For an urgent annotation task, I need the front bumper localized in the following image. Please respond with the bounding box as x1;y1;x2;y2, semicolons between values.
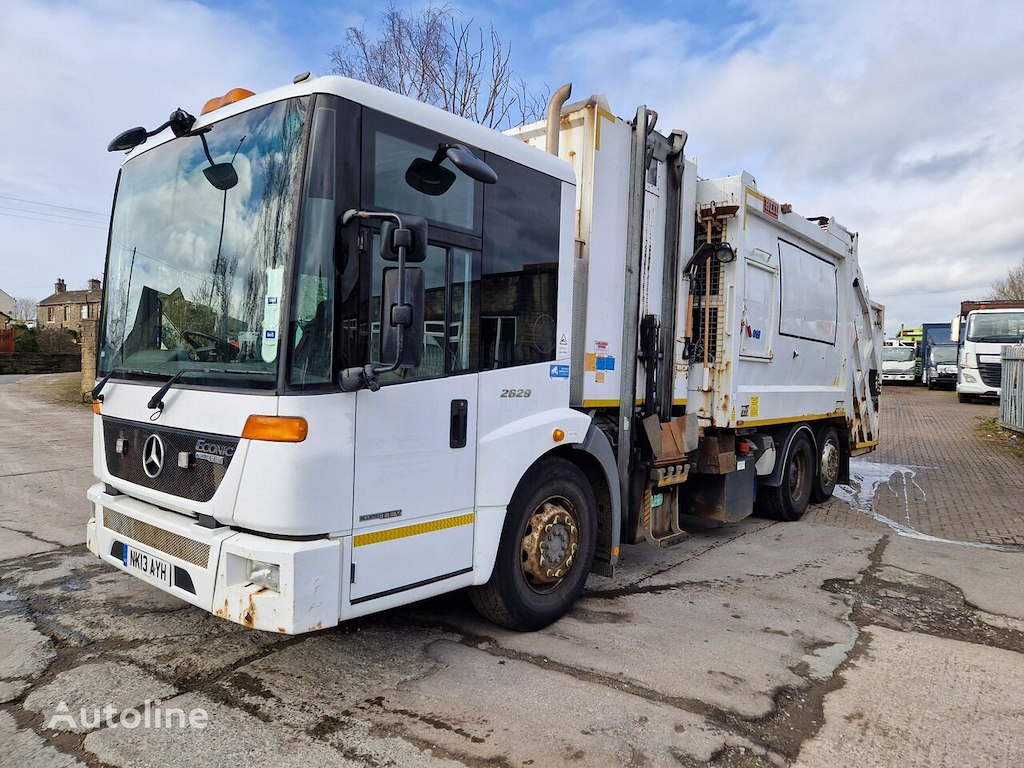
86;484;342;634
957;370;998;397
882;372;916;383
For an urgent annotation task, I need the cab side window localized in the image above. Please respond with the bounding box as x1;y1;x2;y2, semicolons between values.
361;110;483;380
480;155;560;368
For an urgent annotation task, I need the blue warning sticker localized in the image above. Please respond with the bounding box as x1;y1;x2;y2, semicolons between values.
549;364;570;379
595;355;615;371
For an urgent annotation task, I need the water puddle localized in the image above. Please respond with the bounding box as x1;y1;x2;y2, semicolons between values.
834;458;1022;552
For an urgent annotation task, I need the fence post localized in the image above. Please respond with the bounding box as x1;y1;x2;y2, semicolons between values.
1000;344;1024;433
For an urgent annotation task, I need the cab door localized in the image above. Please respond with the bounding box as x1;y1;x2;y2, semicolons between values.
349;238;480;604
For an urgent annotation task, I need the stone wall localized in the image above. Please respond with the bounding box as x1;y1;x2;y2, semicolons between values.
80;319;99;395
0;354;82;375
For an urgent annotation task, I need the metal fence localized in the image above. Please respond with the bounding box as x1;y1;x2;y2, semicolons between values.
1001;344;1024;433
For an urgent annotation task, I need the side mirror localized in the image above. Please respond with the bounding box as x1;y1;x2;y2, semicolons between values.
203;163;239;191
380;216;428;263
404;142;497;197
950;317;960;343
108;127;148;152
380;267;424;369
405;158;456;196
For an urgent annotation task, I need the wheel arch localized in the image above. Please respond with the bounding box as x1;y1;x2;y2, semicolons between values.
554;423;620;575
758;422;816;488
473;411;614;585
759;419;849;489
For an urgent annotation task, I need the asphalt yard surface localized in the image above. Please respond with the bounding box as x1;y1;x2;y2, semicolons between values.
1;374;1022;768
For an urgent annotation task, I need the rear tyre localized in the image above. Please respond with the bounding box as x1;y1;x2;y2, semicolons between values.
469;458;597;631
759;432;814;522
810;426;840;503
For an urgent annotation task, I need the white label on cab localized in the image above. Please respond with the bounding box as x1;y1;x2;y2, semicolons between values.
262;267;284;363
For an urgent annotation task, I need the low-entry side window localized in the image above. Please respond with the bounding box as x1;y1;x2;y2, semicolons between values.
360;109;486;382
369;238;481;381
480;154;560;369
361;110;482;236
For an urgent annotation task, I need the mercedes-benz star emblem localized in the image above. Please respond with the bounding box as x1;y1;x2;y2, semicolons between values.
142;434;165;479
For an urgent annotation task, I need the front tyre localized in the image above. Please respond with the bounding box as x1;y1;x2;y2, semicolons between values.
469;458;597;631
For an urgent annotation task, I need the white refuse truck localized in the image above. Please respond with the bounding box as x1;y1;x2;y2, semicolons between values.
952;299;1024;402
86;76;882;634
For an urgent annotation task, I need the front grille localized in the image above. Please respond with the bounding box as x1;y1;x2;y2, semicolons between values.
103;417;238;502
103;508;210;567
979;362;1002;388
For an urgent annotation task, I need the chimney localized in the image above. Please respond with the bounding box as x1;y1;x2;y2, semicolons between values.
55;278;66;294
88;278;101;292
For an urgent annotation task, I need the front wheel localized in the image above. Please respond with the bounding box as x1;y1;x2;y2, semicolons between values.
957;392;973;403
758;431;814;522
469;458;597;631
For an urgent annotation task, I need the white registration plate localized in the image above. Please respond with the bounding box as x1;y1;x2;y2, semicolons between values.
124;545;173;587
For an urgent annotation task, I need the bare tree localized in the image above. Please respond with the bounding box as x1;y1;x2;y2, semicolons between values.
14;297;37;323
989;257;1024;300
329;4;547;130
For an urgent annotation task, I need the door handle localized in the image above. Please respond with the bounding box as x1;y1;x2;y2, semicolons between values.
450;399;468;449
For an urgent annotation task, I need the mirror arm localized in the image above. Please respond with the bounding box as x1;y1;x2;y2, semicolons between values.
337;210;415;387
197;131;217;166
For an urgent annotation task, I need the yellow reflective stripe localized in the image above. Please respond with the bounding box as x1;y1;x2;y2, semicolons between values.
735;411;845;427
581;398;688;407
854;440;879;449
354;513;475;547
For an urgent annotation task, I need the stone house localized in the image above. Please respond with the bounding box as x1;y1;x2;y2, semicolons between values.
0;288;15;325
37;278;103;338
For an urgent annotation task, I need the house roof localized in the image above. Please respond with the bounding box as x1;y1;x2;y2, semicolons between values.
38;288;102;306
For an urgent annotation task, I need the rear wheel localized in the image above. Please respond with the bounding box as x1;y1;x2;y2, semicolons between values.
469;458;597;631
810;426;840;503
759;432;814;522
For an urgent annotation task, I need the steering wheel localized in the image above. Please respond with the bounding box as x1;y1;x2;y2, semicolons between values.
182;329;239;362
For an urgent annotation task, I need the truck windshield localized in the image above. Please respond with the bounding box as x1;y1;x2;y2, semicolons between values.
966;312;1024;343
930;346;957;364
98;97;311;388
882;347;915;362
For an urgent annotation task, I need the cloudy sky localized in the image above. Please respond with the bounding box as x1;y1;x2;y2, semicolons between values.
2;0;1023;334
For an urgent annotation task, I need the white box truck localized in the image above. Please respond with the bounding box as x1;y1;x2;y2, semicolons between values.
86;76;882;634
952;300;1024;402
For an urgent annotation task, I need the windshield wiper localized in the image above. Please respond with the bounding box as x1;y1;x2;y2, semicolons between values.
91;368;151;401
148;367;271;412
976;335;1022;343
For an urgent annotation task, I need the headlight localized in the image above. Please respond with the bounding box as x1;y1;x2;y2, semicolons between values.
246;559;280;592
962;372;977;384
